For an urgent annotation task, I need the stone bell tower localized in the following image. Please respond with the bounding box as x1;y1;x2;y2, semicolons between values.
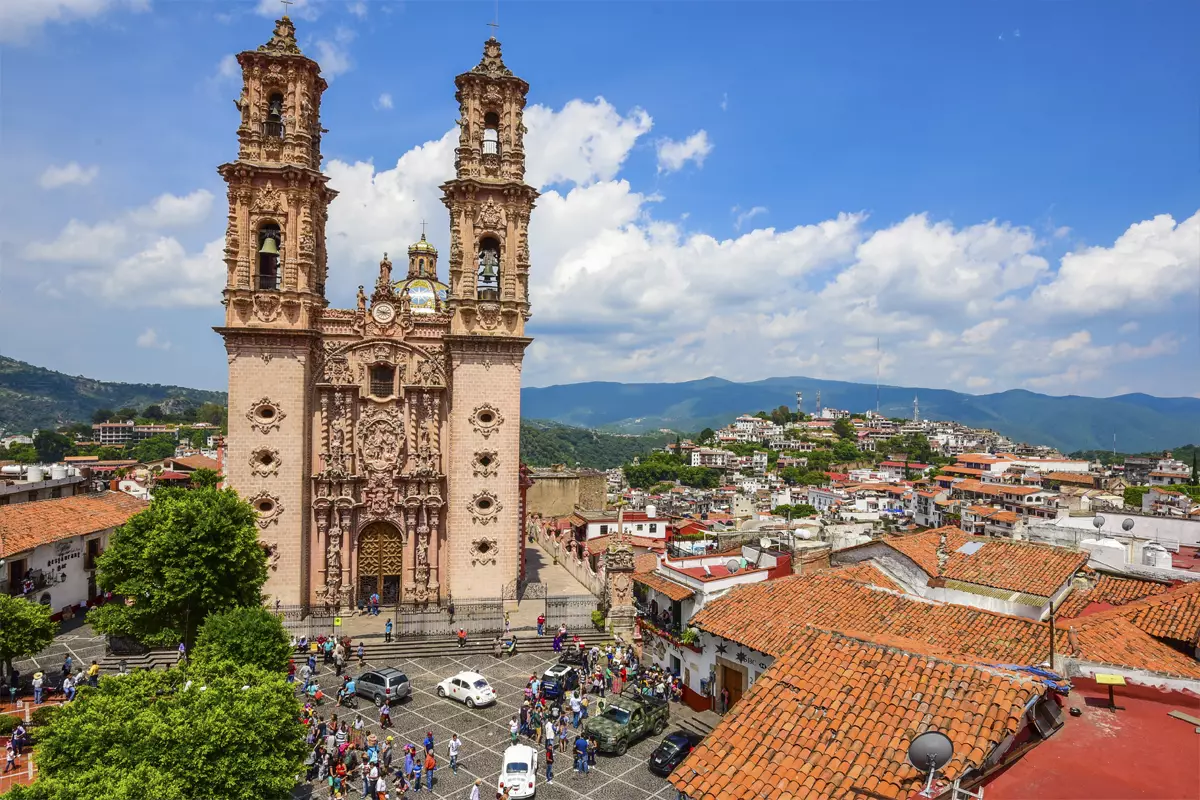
441;37;537;600
216;15;335;606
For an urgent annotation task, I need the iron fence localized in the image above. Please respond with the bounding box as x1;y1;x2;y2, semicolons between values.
544;594;599;631
395;598;505;636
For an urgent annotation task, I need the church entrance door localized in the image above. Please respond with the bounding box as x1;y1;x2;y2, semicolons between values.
358;522;403;607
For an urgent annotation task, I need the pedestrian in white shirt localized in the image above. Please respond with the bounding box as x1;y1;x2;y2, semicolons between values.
469;778;482;800
448;733;460;773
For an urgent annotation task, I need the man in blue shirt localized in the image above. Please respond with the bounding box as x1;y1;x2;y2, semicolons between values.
574;734;588;773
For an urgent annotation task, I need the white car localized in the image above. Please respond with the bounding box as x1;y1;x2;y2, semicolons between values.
499;744;538;798
436;671;496;708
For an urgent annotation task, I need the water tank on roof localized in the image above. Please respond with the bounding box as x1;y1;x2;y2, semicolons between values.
1080;537;1126;570
1142;543;1172;569
50;465;68;480
645;504;656;519
0;465;22;476
26;466;44;482
854;534;873;545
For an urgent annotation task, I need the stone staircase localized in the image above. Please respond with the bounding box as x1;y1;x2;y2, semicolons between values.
101;631;617;673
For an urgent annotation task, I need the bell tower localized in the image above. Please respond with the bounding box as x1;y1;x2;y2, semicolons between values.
215;15;334;607
441;37;536;600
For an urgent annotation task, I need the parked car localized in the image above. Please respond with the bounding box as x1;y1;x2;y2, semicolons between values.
540;663;579;702
499;743;538;798
354;667;411;707
436;671;496;708
583;689;669;756
648;730;702;776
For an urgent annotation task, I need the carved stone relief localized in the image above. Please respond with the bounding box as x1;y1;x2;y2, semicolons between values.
253;293;282;322
470;537;498;566
357;407;403;473
472;450;498;478
246;397;286;433
249;491;284;528
469;404;504;438
477;302;501;331
468;490;502;525
249;447;281;477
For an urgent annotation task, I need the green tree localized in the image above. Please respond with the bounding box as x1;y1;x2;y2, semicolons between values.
33;431;73;463
188;468;221;489
832;440;861;463
832;418;856;440
88;488;267;647
96;446;127;461
90;408;115;424
131;434;177;463
196;403;227;427
697;427;715;445
773;503;817;518
5;663;305;800
115;407;138;420
2;443;38;463
142;405;164;420
193;607;291;673
1124;486;1149;508
0;595;57;678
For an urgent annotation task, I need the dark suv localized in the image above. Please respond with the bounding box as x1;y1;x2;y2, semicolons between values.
540;663;579;702
355;667;411;707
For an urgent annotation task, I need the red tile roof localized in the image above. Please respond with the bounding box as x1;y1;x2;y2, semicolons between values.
167;455;218;471
0;492;148;558
583;534;664;555
670;627;1045;800
689;572;1200;679
632;552;659;574
830;562;903;592
884;528;1086;596
634;571;695;602
1081;581;1200;646
1056;574;1171;619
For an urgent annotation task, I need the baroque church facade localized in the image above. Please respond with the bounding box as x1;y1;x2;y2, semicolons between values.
217;16;535;610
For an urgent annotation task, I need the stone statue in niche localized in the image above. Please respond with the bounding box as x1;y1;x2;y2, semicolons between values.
357;285;367;313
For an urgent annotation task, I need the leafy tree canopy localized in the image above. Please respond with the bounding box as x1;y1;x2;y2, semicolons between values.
697;427;715;444
34;431;72;463
1;442;38;463
131;434;177;464
773;503;818;518
193;606;291;673
3;663;305;800
88;488;267;647
0;595;57;677
833;418;856;440
188;468;221;489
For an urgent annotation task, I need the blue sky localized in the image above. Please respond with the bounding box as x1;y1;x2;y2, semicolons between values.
1;0;1197;399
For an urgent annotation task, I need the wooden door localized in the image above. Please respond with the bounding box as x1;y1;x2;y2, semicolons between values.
721;664;744;708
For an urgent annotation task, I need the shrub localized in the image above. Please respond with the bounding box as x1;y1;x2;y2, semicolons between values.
591;610;606;630
31;705;61;728
0;715;19;736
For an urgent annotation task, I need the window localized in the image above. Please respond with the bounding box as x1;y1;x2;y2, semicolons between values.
636;524;644;532
370;365;395;398
85;538;102;571
649;523;657;533
599;525;608;535
257;224;281;290
482;111;500;155
263;92;285;138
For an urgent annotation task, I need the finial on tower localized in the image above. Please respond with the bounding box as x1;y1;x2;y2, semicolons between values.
472;34;513;78
260;9;302;55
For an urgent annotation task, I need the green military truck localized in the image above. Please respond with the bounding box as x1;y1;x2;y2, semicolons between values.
583;689;669;756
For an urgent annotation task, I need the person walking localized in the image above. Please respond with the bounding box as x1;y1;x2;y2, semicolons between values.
358;642;366;668
569;692;582;728
544;717;555;752
32;671;43;705
509;717;519;745
423;750;436;792
574;733;588;774
4;741;16;775
544;741;554;783
536;613;545;636
448;733;460;774
87;660;100;687
384;618;393;643
469;778;482;800
62;655;72;679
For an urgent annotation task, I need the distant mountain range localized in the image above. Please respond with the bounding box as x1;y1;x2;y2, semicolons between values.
0;356;225;433
520;376;1200;453
4;355;1195;455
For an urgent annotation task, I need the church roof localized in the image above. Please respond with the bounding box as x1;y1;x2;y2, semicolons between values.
408;233;438;255
393;277;448;314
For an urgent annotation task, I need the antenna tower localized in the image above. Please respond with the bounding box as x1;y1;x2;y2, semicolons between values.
912;395;920;423
795;390;803;417
816;390;822;418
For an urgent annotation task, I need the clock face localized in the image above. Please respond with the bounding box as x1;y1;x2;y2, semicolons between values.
372;302;396;323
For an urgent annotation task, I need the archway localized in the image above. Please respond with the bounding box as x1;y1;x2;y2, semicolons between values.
358;521;403;606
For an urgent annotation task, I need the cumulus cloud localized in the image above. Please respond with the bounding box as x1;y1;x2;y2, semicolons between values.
375;92;393;110
314;27;355;78
216;54;239;80
0;0;148;45
39;162;99;189
127;190;214;227
1032;212;1200;314
524;99;652;188
136;328;171;350
67;237;225;308
656;130;713;173
732;205;767;231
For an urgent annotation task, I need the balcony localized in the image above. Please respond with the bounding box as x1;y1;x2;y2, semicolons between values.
257;272;281;291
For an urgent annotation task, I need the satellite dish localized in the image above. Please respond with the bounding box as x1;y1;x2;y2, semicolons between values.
1092;514;1106;530
907;731;953;797
726;559;741;574
759;536;772;550
1121;518;1135;532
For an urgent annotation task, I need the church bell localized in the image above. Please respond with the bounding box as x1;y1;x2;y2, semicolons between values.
258;237;280;256
479;261;497;279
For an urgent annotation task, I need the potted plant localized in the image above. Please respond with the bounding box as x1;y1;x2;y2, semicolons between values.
591;610;606;631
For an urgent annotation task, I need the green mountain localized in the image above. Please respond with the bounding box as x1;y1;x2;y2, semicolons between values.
519;376;1200;453
0;356;227;433
520;419;674;469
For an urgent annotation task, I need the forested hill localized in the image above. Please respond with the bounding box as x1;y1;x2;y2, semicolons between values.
0;356;226;432
520;420;674;469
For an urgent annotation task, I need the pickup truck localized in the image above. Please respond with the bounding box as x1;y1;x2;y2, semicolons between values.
582;689;669;756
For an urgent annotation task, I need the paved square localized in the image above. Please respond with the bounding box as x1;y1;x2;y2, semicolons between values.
295;648;683;799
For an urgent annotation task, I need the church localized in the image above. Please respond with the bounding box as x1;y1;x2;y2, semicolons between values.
216;15;536;611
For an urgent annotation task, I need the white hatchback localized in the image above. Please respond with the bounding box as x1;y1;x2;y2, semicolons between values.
499;744;538;798
436;671;496;708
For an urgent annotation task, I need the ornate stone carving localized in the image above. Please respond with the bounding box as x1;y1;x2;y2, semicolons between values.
253;293;282;322
470;537;498;566
263;541;281;572
246;397;286;433
477;301;501;330
469;403;504;438
253;180;284;214
468;490;502;525
362;472;396;517
476;197;504;231
250;491;284;528
249;447;281;477
358;407;403;473
471;37;514;78
472;450;498;478
258;15;302;56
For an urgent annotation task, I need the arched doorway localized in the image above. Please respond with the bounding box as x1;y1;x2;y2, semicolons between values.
358;522;403;606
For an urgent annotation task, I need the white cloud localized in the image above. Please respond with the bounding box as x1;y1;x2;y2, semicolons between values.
732;205;767;231
347;1;367;18
0;0;148;45
656;130;713;174
255;0;319;21
23;219;128;263
216;54;239;80
524;99;652;188
314;26;355;78
720;93;728;112
375;92;393;110
1118;321;1139;334
136;328;171;350
67;237;225;308
128;190;214;227
961;318;1008;346
1049;329;1091;357
39;162;99;189
965;376;993;390
1032;211;1200;315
